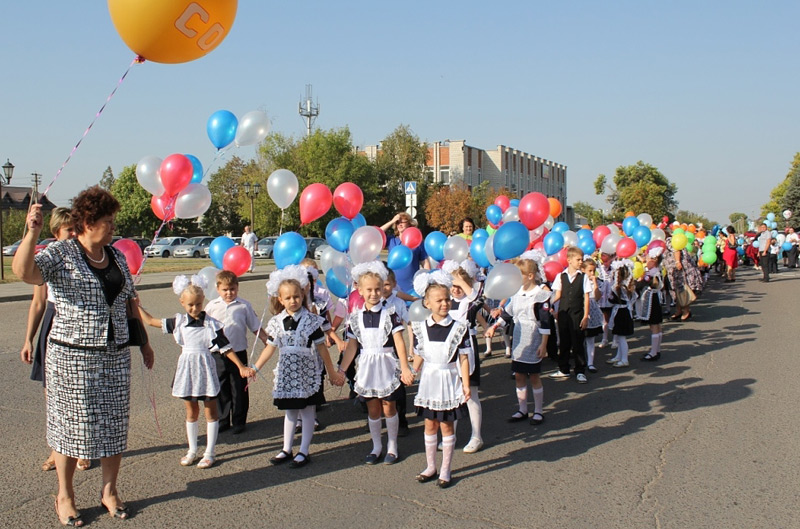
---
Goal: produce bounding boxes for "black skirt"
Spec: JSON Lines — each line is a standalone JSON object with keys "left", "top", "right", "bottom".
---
{"left": 31, "top": 301, "right": 56, "bottom": 385}
{"left": 416, "top": 403, "right": 466, "bottom": 422}
{"left": 612, "top": 307, "right": 634, "bottom": 336}
{"left": 275, "top": 392, "right": 325, "bottom": 410}
{"left": 511, "top": 360, "right": 542, "bottom": 375}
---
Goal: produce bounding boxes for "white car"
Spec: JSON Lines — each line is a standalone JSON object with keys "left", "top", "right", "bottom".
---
{"left": 144, "top": 237, "right": 187, "bottom": 258}
{"left": 173, "top": 236, "right": 214, "bottom": 258}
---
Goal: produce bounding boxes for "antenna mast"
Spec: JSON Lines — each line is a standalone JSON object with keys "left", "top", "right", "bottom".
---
{"left": 298, "top": 84, "right": 319, "bottom": 137}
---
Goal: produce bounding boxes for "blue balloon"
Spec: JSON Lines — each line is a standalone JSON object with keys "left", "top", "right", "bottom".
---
{"left": 209, "top": 236, "right": 236, "bottom": 269}
{"left": 767, "top": 212, "right": 776, "bottom": 222}
{"left": 737, "top": 246, "right": 745, "bottom": 256}
{"left": 632, "top": 225, "right": 652, "bottom": 247}
{"left": 622, "top": 216, "right": 640, "bottom": 235}
{"left": 494, "top": 221, "right": 530, "bottom": 260}
{"left": 737, "top": 237, "right": 744, "bottom": 245}
{"left": 325, "top": 269, "right": 350, "bottom": 298}
{"left": 577, "top": 228, "right": 593, "bottom": 241}
{"left": 273, "top": 232, "right": 307, "bottom": 269}
{"left": 469, "top": 237, "right": 490, "bottom": 268}
{"left": 543, "top": 232, "right": 565, "bottom": 256}
{"left": 711, "top": 226, "right": 720, "bottom": 236}
{"left": 783, "top": 242, "right": 792, "bottom": 251}
{"left": 509, "top": 198, "right": 520, "bottom": 208}
{"left": 486, "top": 205, "right": 502, "bottom": 226}
{"left": 753, "top": 241, "right": 760, "bottom": 249}
{"left": 325, "top": 217, "right": 355, "bottom": 252}
{"left": 424, "top": 231, "right": 447, "bottom": 262}
{"left": 472, "top": 228, "right": 489, "bottom": 241}
{"left": 387, "top": 245, "right": 413, "bottom": 270}
{"left": 771, "top": 230, "right": 778, "bottom": 238}
{"left": 184, "top": 154, "right": 204, "bottom": 184}
{"left": 578, "top": 237, "right": 596, "bottom": 255}
{"left": 351, "top": 213, "right": 367, "bottom": 230}
{"left": 551, "top": 221, "right": 570, "bottom": 234}
{"left": 771, "top": 221, "right": 778, "bottom": 229}
{"left": 207, "top": 110, "right": 238, "bottom": 150}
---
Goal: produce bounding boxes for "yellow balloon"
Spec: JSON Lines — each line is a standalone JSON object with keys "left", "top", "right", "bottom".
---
{"left": 672, "top": 233, "right": 688, "bottom": 251}
{"left": 633, "top": 261, "right": 644, "bottom": 279}
{"left": 108, "top": 0, "right": 238, "bottom": 64}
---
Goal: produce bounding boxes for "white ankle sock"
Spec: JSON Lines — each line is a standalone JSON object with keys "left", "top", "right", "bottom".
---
{"left": 368, "top": 417, "right": 383, "bottom": 456}
{"left": 532, "top": 386, "right": 544, "bottom": 415}
{"left": 515, "top": 386, "right": 528, "bottom": 414}
{"left": 204, "top": 420, "right": 219, "bottom": 458}
{"left": 385, "top": 414, "right": 399, "bottom": 456}
{"left": 186, "top": 421, "right": 198, "bottom": 454}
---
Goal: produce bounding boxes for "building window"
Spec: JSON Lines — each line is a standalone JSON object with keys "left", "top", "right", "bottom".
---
{"left": 440, "top": 169, "right": 450, "bottom": 184}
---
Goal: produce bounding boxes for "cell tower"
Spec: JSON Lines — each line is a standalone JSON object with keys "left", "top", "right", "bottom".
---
{"left": 298, "top": 84, "right": 319, "bottom": 137}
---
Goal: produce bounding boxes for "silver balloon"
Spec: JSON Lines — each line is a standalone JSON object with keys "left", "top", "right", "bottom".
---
{"left": 485, "top": 234, "right": 497, "bottom": 265}
{"left": 543, "top": 215, "right": 555, "bottom": 230}
{"left": 502, "top": 206, "right": 520, "bottom": 223}
{"left": 650, "top": 228, "right": 666, "bottom": 242}
{"left": 234, "top": 110, "right": 271, "bottom": 147}
{"left": 196, "top": 266, "right": 221, "bottom": 300}
{"left": 607, "top": 224, "right": 621, "bottom": 235}
{"left": 349, "top": 226, "right": 383, "bottom": 264}
{"left": 174, "top": 183, "right": 212, "bottom": 219}
{"left": 267, "top": 169, "right": 299, "bottom": 210}
{"left": 320, "top": 245, "right": 350, "bottom": 274}
{"left": 136, "top": 155, "right": 164, "bottom": 196}
{"left": 783, "top": 209, "right": 792, "bottom": 220}
{"left": 484, "top": 262, "right": 523, "bottom": 300}
{"left": 409, "top": 299, "right": 432, "bottom": 322}
{"left": 600, "top": 233, "right": 622, "bottom": 254}
{"left": 562, "top": 230, "right": 578, "bottom": 247}
{"left": 529, "top": 225, "right": 545, "bottom": 243}
{"left": 637, "top": 213, "right": 653, "bottom": 227}
{"left": 443, "top": 236, "right": 470, "bottom": 262}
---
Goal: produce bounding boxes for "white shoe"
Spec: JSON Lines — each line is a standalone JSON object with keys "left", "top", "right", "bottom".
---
{"left": 605, "top": 357, "right": 620, "bottom": 364}
{"left": 613, "top": 361, "right": 629, "bottom": 368}
{"left": 463, "top": 438, "right": 484, "bottom": 453}
{"left": 576, "top": 373, "right": 588, "bottom": 384}
{"left": 549, "top": 370, "right": 571, "bottom": 379}
{"left": 437, "top": 441, "right": 443, "bottom": 451}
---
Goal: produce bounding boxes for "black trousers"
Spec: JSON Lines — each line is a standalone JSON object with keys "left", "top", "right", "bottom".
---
{"left": 769, "top": 254, "right": 778, "bottom": 273}
{"left": 759, "top": 255, "right": 770, "bottom": 281}
{"left": 557, "top": 313, "right": 586, "bottom": 375}
{"left": 788, "top": 246, "right": 799, "bottom": 268}
{"left": 216, "top": 350, "right": 250, "bottom": 427}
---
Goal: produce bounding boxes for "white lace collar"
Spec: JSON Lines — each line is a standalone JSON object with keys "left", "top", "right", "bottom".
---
{"left": 426, "top": 315, "right": 453, "bottom": 327}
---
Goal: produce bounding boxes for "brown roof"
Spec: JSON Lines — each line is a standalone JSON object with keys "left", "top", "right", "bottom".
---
{"left": 0, "top": 186, "right": 58, "bottom": 212}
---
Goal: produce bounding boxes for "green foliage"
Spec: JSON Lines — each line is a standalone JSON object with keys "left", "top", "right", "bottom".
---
{"left": 374, "top": 125, "right": 429, "bottom": 219}
{"left": 676, "top": 210, "right": 716, "bottom": 228}
{"left": 729, "top": 212, "right": 747, "bottom": 225}
{"left": 595, "top": 161, "right": 678, "bottom": 221}
{"left": 779, "top": 163, "right": 800, "bottom": 223}
{"left": 572, "top": 201, "right": 605, "bottom": 227}
{"left": 112, "top": 165, "right": 161, "bottom": 237}
{"left": 762, "top": 152, "right": 800, "bottom": 217}
{"left": 99, "top": 166, "right": 115, "bottom": 190}
{"left": 1, "top": 210, "right": 27, "bottom": 244}
{"left": 201, "top": 156, "right": 250, "bottom": 237}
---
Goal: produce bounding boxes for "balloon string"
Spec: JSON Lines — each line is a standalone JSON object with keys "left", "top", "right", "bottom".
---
{"left": 202, "top": 144, "right": 235, "bottom": 180}
{"left": 140, "top": 361, "right": 163, "bottom": 438}
{"left": 279, "top": 209, "right": 285, "bottom": 235}
{"left": 40, "top": 56, "right": 145, "bottom": 199}
{"left": 133, "top": 195, "right": 177, "bottom": 283}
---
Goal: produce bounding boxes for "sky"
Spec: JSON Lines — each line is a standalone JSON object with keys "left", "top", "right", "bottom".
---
{"left": 2, "top": 1, "right": 798, "bottom": 224}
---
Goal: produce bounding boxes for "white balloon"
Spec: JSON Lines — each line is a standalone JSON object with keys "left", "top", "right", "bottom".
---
{"left": 650, "top": 228, "right": 666, "bottom": 242}
{"left": 443, "top": 236, "right": 470, "bottom": 262}
{"left": 784, "top": 209, "right": 792, "bottom": 220}
{"left": 234, "top": 110, "right": 271, "bottom": 147}
{"left": 562, "top": 230, "right": 578, "bottom": 247}
{"left": 174, "top": 183, "right": 212, "bottom": 219}
{"left": 637, "top": 213, "right": 653, "bottom": 227}
{"left": 484, "top": 262, "right": 523, "bottom": 300}
{"left": 544, "top": 215, "right": 555, "bottom": 230}
{"left": 267, "top": 169, "right": 299, "bottom": 210}
{"left": 349, "top": 226, "right": 383, "bottom": 264}
{"left": 320, "top": 245, "right": 350, "bottom": 274}
{"left": 136, "top": 155, "right": 164, "bottom": 196}
{"left": 529, "top": 225, "right": 545, "bottom": 243}
{"left": 485, "top": 234, "right": 497, "bottom": 266}
{"left": 196, "top": 266, "right": 221, "bottom": 300}
{"left": 408, "top": 299, "right": 432, "bottom": 322}
{"left": 607, "top": 224, "right": 621, "bottom": 235}
{"left": 777, "top": 234, "right": 786, "bottom": 244}
{"left": 600, "top": 233, "right": 622, "bottom": 254}
{"left": 502, "top": 206, "right": 520, "bottom": 223}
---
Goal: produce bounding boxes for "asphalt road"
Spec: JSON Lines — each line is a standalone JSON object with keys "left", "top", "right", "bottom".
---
{"left": 2, "top": 266, "right": 797, "bottom": 528}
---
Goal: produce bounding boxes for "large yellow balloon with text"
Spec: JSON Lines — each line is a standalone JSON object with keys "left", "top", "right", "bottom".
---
{"left": 108, "top": 0, "right": 237, "bottom": 63}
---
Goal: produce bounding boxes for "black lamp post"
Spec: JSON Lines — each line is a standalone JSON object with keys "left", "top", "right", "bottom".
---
{"left": 243, "top": 182, "right": 261, "bottom": 227}
{"left": 1, "top": 158, "right": 15, "bottom": 280}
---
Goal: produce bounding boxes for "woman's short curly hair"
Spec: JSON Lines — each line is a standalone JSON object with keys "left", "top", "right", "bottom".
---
{"left": 70, "top": 186, "right": 120, "bottom": 235}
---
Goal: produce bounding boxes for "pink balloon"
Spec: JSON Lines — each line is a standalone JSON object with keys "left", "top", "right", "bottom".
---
{"left": 557, "top": 247, "right": 568, "bottom": 268}
{"left": 300, "top": 183, "right": 333, "bottom": 225}
{"left": 543, "top": 261, "right": 564, "bottom": 283}
{"left": 113, "top": 238, "right": 143, "bottom": 276}
{"left": 616, "top": 237, "right": 637, "bottom": 258}
{"left": 151, "top": 193, "right": 176, "bottom": 221}
{"left": 647, "top": 239, "right": 667, "bottom": 254}
{"left": 348, "top": 289, "right": 365, "bottom": 313}
{"left": 400, "top": 226, "right": 423, "bottom": 249}
{"left": 494, "top": 195, "right": 511, "bottom": 212}
{"left": 160, "top": 154, "right": 193, "bottom": 196}
{"left": 222, "top": 246, "right": 252, "bottom": 277}
{"left": 375, "top": 227, "right": 387, "bottom": 249}
{"left": 518, "top": 192, "right": 550, "bottom": 230}
{"left": 333, "top": 182, "right": 364, "bottom": 220}
{"left": 593, "top": 225, "right": 611, "bottom": 247}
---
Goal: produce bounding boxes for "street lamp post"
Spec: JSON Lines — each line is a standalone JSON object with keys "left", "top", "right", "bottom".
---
{"left": 1, "top": 159, "right": 15, "bottom": 280}
{"left": 243, "top": 182, "right": 261, "bottom": 228}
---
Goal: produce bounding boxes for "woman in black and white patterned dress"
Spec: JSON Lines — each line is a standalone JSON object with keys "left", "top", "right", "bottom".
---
{"left": 14, "top": 187, "right": 154, "bottom": 526}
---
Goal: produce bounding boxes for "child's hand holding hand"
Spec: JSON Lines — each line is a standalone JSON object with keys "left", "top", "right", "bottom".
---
{"left": 463, "top": 385, "right": 471, "bottom": 401}
{"left": 240, "top": 366, "right": 256, "bottom": 378}
{"left": 484, "top": 326, "right": 496, "bottom": 338}
{"left": 400, "top": 368, "right": 415, "bottom": 386}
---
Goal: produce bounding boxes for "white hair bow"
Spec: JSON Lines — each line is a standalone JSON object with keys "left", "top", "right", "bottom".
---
{"left": 350, "top": 260, "right": 388, "bottom": 283}
{"left": 413, "top": 269, "right": 452, "bottom": 296}
{"left": 266, "top": 264, "right": 310, "bottom": 297}
{"left": 172, "top": 274, "right": 209, "bottom": 295}
{"left": 441, "top": 259, "right": 479, "bottom": 279}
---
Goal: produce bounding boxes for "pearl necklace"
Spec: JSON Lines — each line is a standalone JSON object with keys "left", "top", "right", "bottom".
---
{"left": 83, "top": 246, "right": 106, "bottom": 264}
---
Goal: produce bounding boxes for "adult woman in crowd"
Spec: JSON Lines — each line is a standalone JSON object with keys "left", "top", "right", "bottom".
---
{"left": 19, "top": 207, "right": 92, "bottom": 473}
{"left": 13, "top": 186, "right": 154, "bottom": 526}
{"left": 457, "top": 217, "right": 476, "bottom": 244}
{"left": 662, "top": 235, "right": 703, "bottom": 321}
{"left": 721, "top": 226, "right": 739, "bottom": 282}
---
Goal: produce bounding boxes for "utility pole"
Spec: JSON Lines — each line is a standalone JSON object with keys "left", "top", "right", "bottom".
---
{"left": 31, "top": 172, "right": 41, "bottom": 202}
{"left": 298, "top": 84, "right": 319, "bottom": 137}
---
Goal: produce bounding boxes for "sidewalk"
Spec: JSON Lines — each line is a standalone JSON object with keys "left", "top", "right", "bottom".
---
{"left": 0, "top": 262, "right": 276, "bottom": 303}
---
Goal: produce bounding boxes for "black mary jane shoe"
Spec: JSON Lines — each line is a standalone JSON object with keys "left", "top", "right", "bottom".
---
{"left": 365, "top": 452, "right": 382, "bottom": 465}
{"left": 290, "top": 453, "right": 311, "bottom": 468}
{"left": 530, "top": 413, "right": 545, "bottom": 425}
{"left": 415, "top": 472, "right": 438, "bottom": 483}
{"left": 436, "top": 478, "right": 452, "bottom": 489}
{"left": 642, "top": 352, "right": 661, "bottom": 362}
{"left": 508, "top": 410, "right": 528, "bottom": 422}
{"left": 270, "top": 450, "right": 293, "bottom": 465}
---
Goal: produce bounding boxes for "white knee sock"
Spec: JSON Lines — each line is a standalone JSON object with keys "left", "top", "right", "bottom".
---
{"left": 485, "top": 337, "right": 493, "bottom": 354}
{"left": 440, "top": 434, "right": 456, "bottom": 482}
{"left": 204, "top": 420, "right": 219, "bottom": 458}
{"left": 617, "top": 337, "right": 629, "bottom": 363}
{"left": 601, "top": 323, "right": 610, "bottom": 345}
{"left": 503, "top": 333, "right": 512, "bottom": 355}
{"left": 585, "top": 337, "right": 596, "bottom": 365}
{"left": 516, "top": 386, "right": 528, "bottom": 414}
{"left": 649, "top": 333, "right": 658, "bottom": 355}
{"left": 423, "top": 433, "right": 437, "bottom": 476}
{"left": 385, "top": 414, "right": 399, "bottom": 456}
{"left": 655, "top": 332, "right": 662, "bottom": 353}
{"left": 466, "top": 387, "right": 482, "bottom": 442}
{"left": 532, "top": 387, "right": 544, "bottom": 415}
{"left": 283, "top": 409, "right": 299, "bottom": 454}
{"left": 368, "top": 417, "right": 383, "bottom": 456}
{"left": 186, "top": 421, "right": 199, "bottom": 454}
{"left": 298, "top": 406, "right": 315, "bottom": 456}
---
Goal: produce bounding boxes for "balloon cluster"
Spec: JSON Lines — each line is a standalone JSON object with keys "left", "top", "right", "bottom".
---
{"left": 137, "top": 153, "right": 212, "bottom": 221}
{"left": 207, "top": 109, "right": 271, "bottom": 151}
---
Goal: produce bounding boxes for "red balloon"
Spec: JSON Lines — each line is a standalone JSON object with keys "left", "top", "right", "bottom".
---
{"left": 299, "top": 183, "right": 333, "bottom": 225}
{"left": 647, "top": 239, "right": 667, "bottom": 254}
{"left": 518, "top": 192, "right": 550, "bottom": 230}
{"left": 333, "top": 182, "right": 364, "bottom": 220}
{"left": 533, "top": 241, "right": 544, "bottom": 252}
{"left": 160, "top": 154, "right": 193, "bottom": 196}
{"left": 616, "top": 237, "right": 637, "bottom": 258}
{"left": 113, "top": 238, "right": 144, "bottom": 275}
{"left": 151, "top": 193, "right": 176, "bottom": 221}
{"left": 494, "top": 195, "right": 510, "bottom": 212}
{"left": 543, "top": 261, "right": 564, "bottom": 282}
{"left": 222, "top": 246, "right": 252, "bottom": 277}
{"left": 592, "top": 225, "right": 611, "bottom": 247}
{"left": 556, "top": 247, "right": 569, "bottom": 268}
{"left": 548, "top": 197, "right": 562, "bottom": 218}
{"left": 400, "top": 226, "right": 423, "bottom": 249}
{"left": 662, "top": 216, "right": 670, "bottom": 223}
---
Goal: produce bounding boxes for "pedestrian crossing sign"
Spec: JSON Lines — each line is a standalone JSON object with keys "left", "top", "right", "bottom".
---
{"left": 404, "top": 181, "right": 417, "bottom": 195}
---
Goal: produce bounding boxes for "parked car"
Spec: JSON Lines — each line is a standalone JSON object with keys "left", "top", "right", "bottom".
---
{"left": 144, "top": 237, "right": 187, "bottom": 258}
{"left": 254, "top": 237, "right": 278, "bottom": 259}
{"left": 305, "top": 237, "right": 327, "bottom": 259}
{"left": 203, "top": 236, "right": 243, "bottom": 257}
{"left": 3, "top": 239, "right": 23, "bottom": 256}
{"left": 129, "top": 237, "right": 151, "bottom": 253}
{"left": 314, "top": 243, "right": 330, "bottom": 261}
{"left": 34, "top": 238, "right": 57, "bottom": 254}
{"left": 173, "top": 236, "right": 214, "bottom": 258}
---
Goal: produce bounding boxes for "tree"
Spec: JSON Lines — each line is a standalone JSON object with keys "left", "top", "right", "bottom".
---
{"left": 729, "top": 212, "right": 747, "bottom": 225}
{"left": 675, "top": 210, "right": 715, "bottom": 229}
{"left": 594, "top": 161, "right": 678, "bottom": 220}
{"left": 201, "top": 156, "right": 250, "bottom": 237}
{"left": 779, "top": 163, "right": 800, "bottom": 224}
{"left": 423, "top": 184, "right": 473, "bottom": 234}
{"left": 374, "top": 125, "right": 429, "bottom": 221}
{"left": 112, "top": 165, "right": 161, "bottom": 237}
{"left": 99, "top": 166, "right": 115, "bottom": 190}
{"left": 572, "top": 201, "right": 605, "bottom": 227}
{"left": 762, "top": 152, "right": 800, "bottom": 217}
